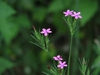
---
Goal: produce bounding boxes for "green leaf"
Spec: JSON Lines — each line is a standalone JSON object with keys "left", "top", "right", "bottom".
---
{"left": 42, "top": 71, "right": 50, "bottom": 75}
{"left": 0, "top": 20, "right": 19, "bottom": 44}
{"left": 92, "top": 56, "right": 100, "bottom": 69}
{"left": 0, "top": 57, "right": 14, "bottom": 74}
{"left": 92, "top": 56, "right": 100, "bottom": 75}
{"left": 87, "top": 69, "right": 90, "bottom": 75}
{"left": 79, "top": 0, "right": 98, "bottom": 25}
{"left": 93, "top": 39, "right": 100, "bottom": 55}
{"left": 0, "top": 1, "right": 16, "bottom": 19}
{"left": 30, "top": 41, "right": 42, "bottom": 49}
{"left": 48, "top": 0, "right": 64, "bottom": 12}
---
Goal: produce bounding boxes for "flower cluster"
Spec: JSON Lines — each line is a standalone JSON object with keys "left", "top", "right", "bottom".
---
{"left": 63, "top": 9, "right": 82, "bottom": 19}
{"left": 53, "top": 55, "right": 67, "bottom": 69}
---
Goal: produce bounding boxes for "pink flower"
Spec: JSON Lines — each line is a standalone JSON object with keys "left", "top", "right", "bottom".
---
{"left": 72, "top": 12, "right": 82, "bottom": 19}
{"left": 63, "top": 10, "right": 73, "bottom": 17}
{"left": 53, "top": 55, "right": 63, "bottom": 61}
{"left": 41, "top": 28, "right": 52, "bottom": 36}
{"left": 57, "top": 61, "right": 67, "bottom": 69}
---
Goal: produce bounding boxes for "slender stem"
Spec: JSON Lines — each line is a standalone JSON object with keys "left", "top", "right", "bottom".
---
{"left": 60, "top": 69, "right": 62, "bottom": 75}
{"left": 45, "top": 36, "right": 49, "bottom": 51}
{"left": 67, "top": 34, "right": 73, "bottom": 75}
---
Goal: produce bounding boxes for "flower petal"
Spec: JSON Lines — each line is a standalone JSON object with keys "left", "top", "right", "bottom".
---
{"left": 57, "top": 65, "right": 61, "bottom": 68}
{"left": 53, "top": 57, "right": 58, "bottom": 60}
{"left": 77, "top": 12, "right": 80, "bottom": 15}
{"left": 44, "top": 33, "right": 48, "bottom": 36}
{"left": 47, "top": 28, "right": 52, "bottom": 33}
{"left": 78, "top": 15, "right": 82, "bottom": 18}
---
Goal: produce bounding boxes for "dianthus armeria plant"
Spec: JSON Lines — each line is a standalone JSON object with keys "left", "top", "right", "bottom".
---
{"left": 31, "top": 9, "right": 91, "bottom": 75}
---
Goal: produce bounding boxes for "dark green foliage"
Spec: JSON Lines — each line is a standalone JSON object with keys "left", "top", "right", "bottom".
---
{"left": 0, "top": 0, "right": 100, "bottom": 75}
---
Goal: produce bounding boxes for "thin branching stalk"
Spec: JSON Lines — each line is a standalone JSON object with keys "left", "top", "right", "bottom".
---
{"left": 67, "top": 33, "right": 73, "bottom": 75}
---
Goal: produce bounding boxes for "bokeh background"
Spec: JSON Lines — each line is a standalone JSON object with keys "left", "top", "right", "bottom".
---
{"left": 0, "top": 0, "right": 100, "bottom": 75}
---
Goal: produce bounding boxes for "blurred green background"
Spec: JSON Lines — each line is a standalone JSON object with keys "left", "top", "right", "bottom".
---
{"left": 0, "top": 0, "right": 100, "bottom": 75}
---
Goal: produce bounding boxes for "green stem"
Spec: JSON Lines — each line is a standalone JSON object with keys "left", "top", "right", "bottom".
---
{"left": 61, "top": 69, "right": 63, "bottom": 75}
{"left": 67, "top": 17, "right": 72, "bottom": 31}
{"left": 67, "top": 33, "right": 73, "bottom": 75}
{"left": 45, "top": 36, "right": 49, "bottom": 51}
